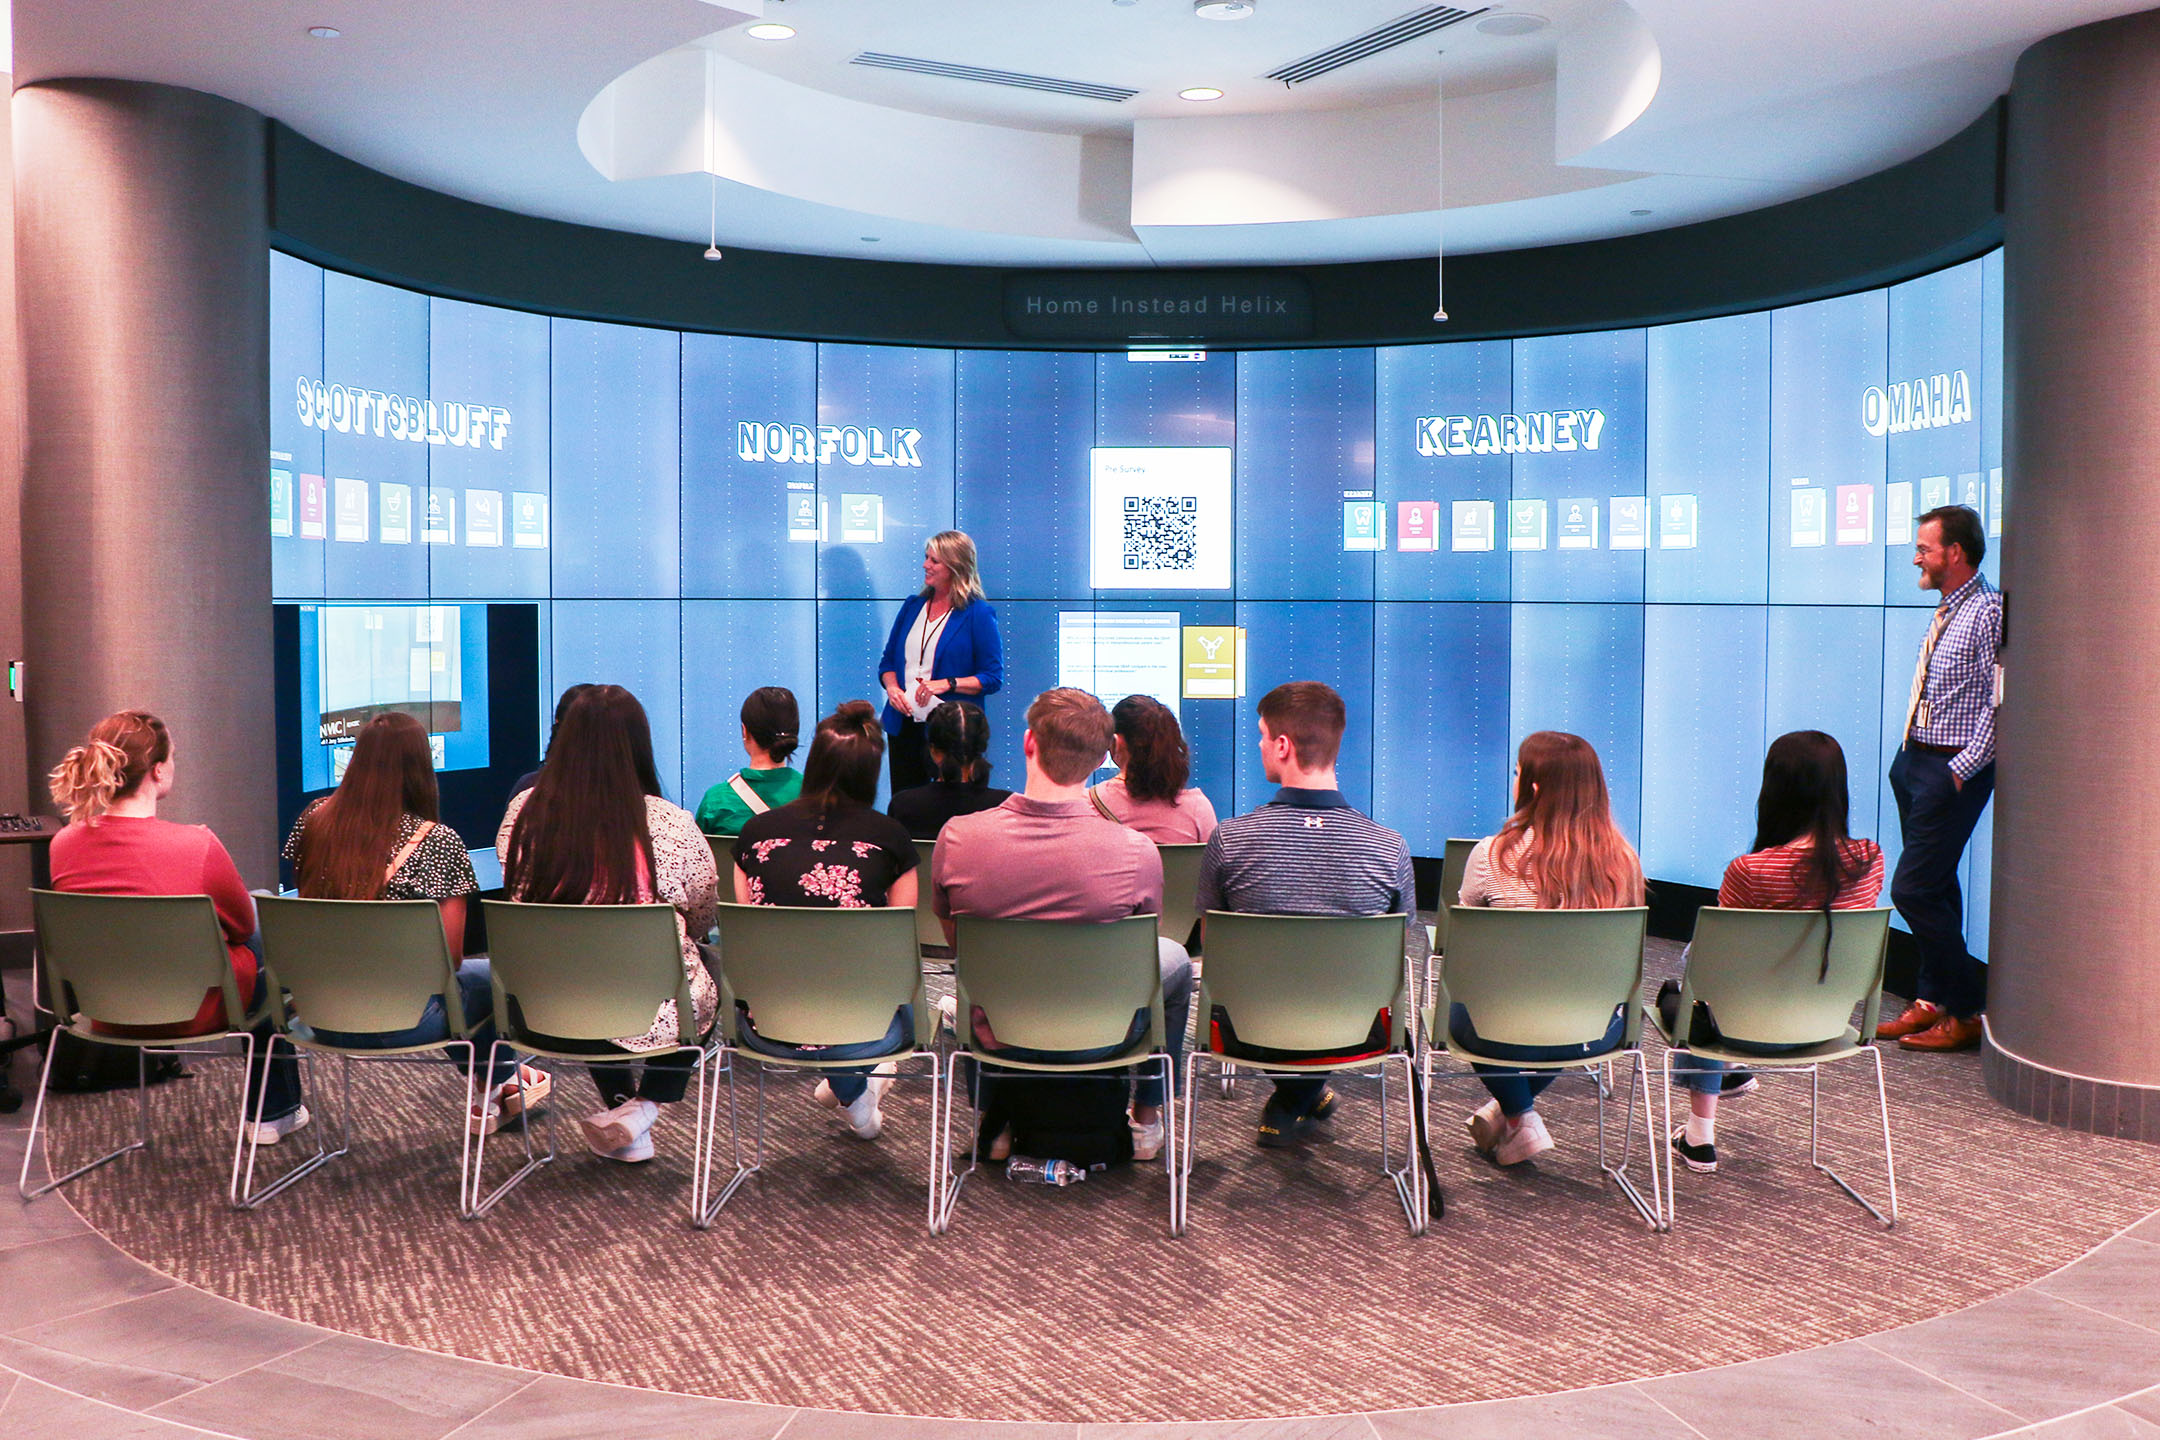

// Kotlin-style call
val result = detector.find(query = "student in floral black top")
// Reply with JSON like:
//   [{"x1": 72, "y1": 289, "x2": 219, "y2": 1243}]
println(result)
[{"x1": 733, "y1": 699, "x2": 919, "y2": 1140}]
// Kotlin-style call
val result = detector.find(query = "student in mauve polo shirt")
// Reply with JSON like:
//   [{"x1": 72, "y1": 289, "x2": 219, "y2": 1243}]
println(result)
[
  {"x1": 933, "y1": 688, "x2": 1193, "y2": 1163},
  {"x1": 46, "y1": 710, "x2": 307, "y2": 1142}
]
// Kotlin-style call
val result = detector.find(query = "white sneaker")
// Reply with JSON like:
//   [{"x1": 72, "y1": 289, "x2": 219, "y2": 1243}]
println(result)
[
  {"x1": 937, "y1": 995, "x2": 957, "y2": 1031},
  {"x1": 579, "y1": 1098, "x2": 658, "y2": 1153},
  {"x1": 1130, "y1": 1115, "x2": 1165, "y2": 1162},
  {"x1": 591, "y1": 1132, "x2": 655, "y2": 1163},
  {"x1": 815, "y1": 1061, "x2": 897, "y2": 1111},
  {"x1": 1465, "y1": 1099, "x2": 1505, "y2": 1154},
  {"x1": 1492, "y1": 1110, "x2": 1554, "y2": 1166},
  {"x1": 839, "y1": 1087, "x2": 883, "y2": 1140},
  {"x1": 247, "y1": 1105, "x2": 310, "y2": 1146}
]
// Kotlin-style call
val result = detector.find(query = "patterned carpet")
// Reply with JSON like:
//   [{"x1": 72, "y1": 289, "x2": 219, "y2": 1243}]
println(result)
[{"x1": 32, "y1": 940, "x2": 2160, "y2": 1424}]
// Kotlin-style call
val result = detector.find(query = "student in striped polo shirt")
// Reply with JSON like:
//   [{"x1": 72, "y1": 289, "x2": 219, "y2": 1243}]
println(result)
[{"x1": 1195, "y1": 682, "x2": 1428, "y2": 1149}]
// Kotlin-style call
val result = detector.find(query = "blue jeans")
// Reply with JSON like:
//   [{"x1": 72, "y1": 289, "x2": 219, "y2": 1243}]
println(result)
[
  {"x1": 240, "y1": 937, "x2": 304, "y2": 1123},
  {"x1": 1450, "y1": 1002, "x2": 1626, "y2": 1117},
  {"x1": 737, "y1": 1006, "x2": 913, "y2": 1105},
  {"x1": 306, "y1": 960, "x2": 518, "y2": 1088},
  {"x1": 972, "y1": 938, "x2": 1192, "y2": 1111}
]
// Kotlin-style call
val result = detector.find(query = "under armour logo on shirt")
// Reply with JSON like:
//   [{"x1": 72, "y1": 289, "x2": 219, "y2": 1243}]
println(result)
[{"x1": 1303, "y1": 815, "x2": 1325, "y2": 829}]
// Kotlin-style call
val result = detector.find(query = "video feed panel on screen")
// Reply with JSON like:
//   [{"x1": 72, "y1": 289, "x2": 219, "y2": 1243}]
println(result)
[{"x1": 304, "y1": 604, "x2": 490, "y2": 788}]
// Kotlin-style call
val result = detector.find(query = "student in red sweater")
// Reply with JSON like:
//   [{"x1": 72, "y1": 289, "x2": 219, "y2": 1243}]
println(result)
[{"x1": 46, "y1": 711, "x2": 307, "y2": 1143}]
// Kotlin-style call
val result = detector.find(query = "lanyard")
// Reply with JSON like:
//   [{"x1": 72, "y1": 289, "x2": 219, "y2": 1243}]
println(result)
[{"x1": 917, "y1": 602, "x2": 950, "y2": 670}]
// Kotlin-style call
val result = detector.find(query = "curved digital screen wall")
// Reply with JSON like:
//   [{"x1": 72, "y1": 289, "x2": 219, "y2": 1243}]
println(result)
[{"x1": 270, "y1": 249, "x2": 2003, "y2": 951}]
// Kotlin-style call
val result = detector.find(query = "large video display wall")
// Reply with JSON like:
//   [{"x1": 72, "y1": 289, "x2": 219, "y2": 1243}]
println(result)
[{"x1": 271, "y1": 250, "x2": 2003, "y2": 952}]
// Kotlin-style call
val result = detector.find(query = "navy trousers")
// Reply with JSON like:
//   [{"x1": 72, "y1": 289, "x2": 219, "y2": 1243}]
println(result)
[{"x1": 1888, "y1": 747, "x2": 1994, "y2": 1020}]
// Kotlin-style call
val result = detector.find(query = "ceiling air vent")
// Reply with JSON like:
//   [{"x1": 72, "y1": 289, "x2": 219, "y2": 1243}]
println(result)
[
  {"x1": 1263, "y1": 5, "x2": 1490, "y2": 85},
  {"x1": 850, "y1": 52, "x2": 1139, "y2": 103}
]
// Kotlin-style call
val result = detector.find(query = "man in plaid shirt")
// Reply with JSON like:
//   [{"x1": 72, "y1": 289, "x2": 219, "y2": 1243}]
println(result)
[{"x1": 1879, "y1": 505, "x2": 2002, "y2": 1053}]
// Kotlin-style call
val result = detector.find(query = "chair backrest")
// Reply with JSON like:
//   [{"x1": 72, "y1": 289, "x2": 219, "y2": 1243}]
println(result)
[
  {"x1": 952, "y1": 914, "x2": 1163, "y2": 1054},
  {"x1": 1441, "y1": 905, "x2": 1649, "y2": 1049},
  {"x1": 714, "y1": 902, "x2": 925, "y2": 1048},
  {"x1": 912, "y1": 838, "x2": 945, "y2": 951},
  {"x1": 1681, "y1": 907, "x2": 1892, "y2": 1047},
  {"x1": 1434, "y1": 838, "x2": 1478, "y2": 951},
  {"x1": 1156, "y1": 843, "x2": 1206, "y2": 944},
  {"x1": 479, "y1": 899, "x2": 693, "y2": 1045},
  {"x1": 1200, "y1": 911, "x2": 1409, "y2": 1053},
  {"x1": 32, "y1": 889, "x2": 245, "y2": 1031},
  {"x1": 706, "y1": 834, "x2": 731, "y2": 882},
  {"x1": 257, "y1": 895, "x2": 461, "y2": 1038}
]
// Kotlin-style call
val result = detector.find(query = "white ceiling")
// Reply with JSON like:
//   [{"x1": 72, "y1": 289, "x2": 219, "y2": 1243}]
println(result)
[{"x1": 11, "y1": 0, "x2": 2146, "y2": 269}]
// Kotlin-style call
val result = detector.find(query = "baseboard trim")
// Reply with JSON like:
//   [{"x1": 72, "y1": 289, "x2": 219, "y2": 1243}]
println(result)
[{"x1": 1983, "y1": 1020, "x2": 2160, "y2": 1143}]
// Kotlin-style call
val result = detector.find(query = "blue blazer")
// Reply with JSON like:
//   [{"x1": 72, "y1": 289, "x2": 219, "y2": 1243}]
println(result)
[{"x1": 878, "y1": 594, "x2": 1003, "y2": 735}]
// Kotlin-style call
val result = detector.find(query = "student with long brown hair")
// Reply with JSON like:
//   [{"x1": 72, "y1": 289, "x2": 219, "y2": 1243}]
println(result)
[
  {"x1": 1455, "y1": 730, "x2": 1645, "y2": 1166},
  {"x1": 48, "y1": 711, "x2": 307, "y2": 1144},
  {"x1": 283, "y1": 711, "x2": 546, "y2": 1132},
  {"x1": 1089, "y1": 694, "x2": 1217, "y2": 844},
  {"x1": 497, "y1": 686, "x2": 719, "y2": 1163}
]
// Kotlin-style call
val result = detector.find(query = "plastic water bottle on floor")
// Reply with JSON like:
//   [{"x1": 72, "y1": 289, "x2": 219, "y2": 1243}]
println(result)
[{"x1": 1006, "y1": 1155, "x2": 1086, "y2": 1186}]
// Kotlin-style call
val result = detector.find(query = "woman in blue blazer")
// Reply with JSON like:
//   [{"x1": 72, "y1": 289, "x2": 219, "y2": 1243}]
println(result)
[{"x1": 878, "y1": 530, "x2": 1003, "y2": 793}]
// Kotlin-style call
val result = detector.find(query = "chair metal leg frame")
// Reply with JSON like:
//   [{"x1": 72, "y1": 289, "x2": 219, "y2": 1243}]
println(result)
[
  {"x1": 1420, "y1": 1048, "x2": 1663, "y2": 1232},
  {"x1": 19, "y1": 1039, "x2": 151, "y2": 1200},
  {"x1": 1811, "y1": 1047, "x2": 1899, "y2": 1229},
  {"x1": 939, "y1": 1053, "x2": 1176, "y2": 1238},
  {"x1": 234, "y1": 1042, "x2": 342, "y2": 1210},
  {"x1": 467, "y1": 1039, "x2": 559, "y2": 1219}
]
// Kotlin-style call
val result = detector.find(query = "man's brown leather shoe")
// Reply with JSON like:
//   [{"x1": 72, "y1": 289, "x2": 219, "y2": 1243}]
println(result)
[
  {"x1": 1899, "y1": 1013, "x2": 1983, "y2": 1052},
  {"x1": 1875, "y1": 1000, "x2": 1942, "y2": 1041}
]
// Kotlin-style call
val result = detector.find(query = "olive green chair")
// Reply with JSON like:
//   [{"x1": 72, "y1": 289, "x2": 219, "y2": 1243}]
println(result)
[
  {"x1": 1655, "y1": 906, "x2": 1896, "y2": 1230},
  {"x1": 912, "y1": 839, "x2": 952, "y2": 964},
  {"x1": 710, "y1": 903, "x2": 942, "y2": 1232},
  {"x1": 1426, "y1": 905, "x2": 1661, "y2": 1230},
  {"x1": 1424, "y1": 838, "x2": 1480, "y2": 1010},
  {"x1": 474, "y1": 900, "x2": 716, "y2": 1223},
  {"x1": 22, "y1": 890, "x2": 318, "y2": 1209},
  {"x1": 1183, "y1": 912, "x2": 1423, "y2": 1235},
  {"x1": 1157, "y1": 843, "x2": 1206, "y2": 953},
  {"x1": 941, "y1": 914, "x2": 1173, "y2": 1236},
  {"x1": 258, "y1": 895, "x2": 486, "y2": 1215}
]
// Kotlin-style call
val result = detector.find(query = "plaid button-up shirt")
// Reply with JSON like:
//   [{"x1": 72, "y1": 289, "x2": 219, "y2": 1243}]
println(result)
[{"x1": 1911, "y1": 572, "x2": 2003, "y2": 781}]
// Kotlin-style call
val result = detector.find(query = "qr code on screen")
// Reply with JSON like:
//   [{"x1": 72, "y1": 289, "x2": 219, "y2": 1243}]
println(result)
[{"x1": 1122, "y1": 495, "x2": 1200, "y2": 571}]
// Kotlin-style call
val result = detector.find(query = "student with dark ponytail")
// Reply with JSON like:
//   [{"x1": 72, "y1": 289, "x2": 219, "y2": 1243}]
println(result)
[
  {"x1": 886, "y1": 699, "x2": 1011, "y2": 839},
  {"x1": 695, "y1": 687, "x2": 804, "y2": 838},
  {"x1": 47, "y1": 710, "x2": 308, "y2": 1145}
]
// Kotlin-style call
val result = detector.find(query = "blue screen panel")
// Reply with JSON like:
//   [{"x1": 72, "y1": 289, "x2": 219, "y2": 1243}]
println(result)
[
  {"x1": 428, "y1": 297, "x2": 551, "y2": 600},
  {"x1": 1965, "y1": 807, "x2": 1994, "y2": 963},
  {"x1": 1875, "y1": 605, "x2": 1936, "y2": 929},
  {"x1": 1233, "y1": 603, "x2": 1375, "y2": 816},
  {"x1": 1091, "y1": 599, "x2": 1239, "y2": 814},
  {"x1": 1979, "y1": 250, "x2": 2005, "y2": 589},
  {"x1": 1375, "y1": 338, "x2": 1514, "y2": 603},
  {"x1": 1765, "y1": 605, "x2": 1887, "y2": 849},
  {"x1": 1508, "y1": 603, "x2": 1645, "y2": 844},
  {"x1": 680, "y1": 601, "x2": 819, "y2": 812},
  {"x1": 1770, "y1": 291, "x2": 1888, "y2": 606},
  {"x1": 296, "y1": 603, "x2": 491, "y2": 792},
  {"x1": 1647, "y1": 313, "x2": 1771, "y2": 604},
  {"x1": 321, "y1": 272, "x2": 430, "y2": 601},
  {"x1": 681, "y1": 334, "x2": 819, "y2": 599},
  {"x1": 1372, "y1": 603, "x2": 1511, "y2": 855},
  {"x1": 1095, "y1": 350, "x2": 1235, "y2": 449},
  {"x1": 978, "y1": 600, "x2": 1061, "y2": 792},
  {"x1": 1885, "y1": 259, "x2": 1985, "y2": 607},
  {"x1": 550, "y1": 320, "x2": 680, "y2": 600},
  {"x1": 956, "y1": 351, "x2": 1095, "y2": 604},
  {"x1": 1640, "y1": 605, "x2": 1767, "y2": 888},
  {"x1": 1235, "y1": 348, "x2": 1377, "y2": 601},
  {"x1": 270, "y1": 254, "x2": 326, "y2": 600},
  {"x1": 816, "y1": 345, "x2": 955, "y2": 601},
  {"x1": 552, "y1": 600, "x2": 682, "y2": 804},
  {"x1": 816, "y1": 599, "x2": 903, "y2": 809},
  {"x1": 1510, "y1": 329, "x2": 1648, "y2": 604}
]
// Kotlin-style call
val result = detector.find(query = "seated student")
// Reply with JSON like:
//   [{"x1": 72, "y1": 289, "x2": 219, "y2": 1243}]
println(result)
[
  {"x1": 1196, "y1": 682, "x2": 1426, "y2": 1149},
  {"x1": 1665, "y1": 730, "x2": 1885, "y2": 1175},
  {"x1": 1455, "y1": 730, "x2": 1645, "y2": 1166},
  {"x1": 695, "y1": 687, "x2": 803, "y2": 838},
  {"x1": 732, "y1": 700, "x2": 920, "y2": 1139},
  {"x1": 510, "y1": 683, "x2": 595, "y2": 800},
  {"x1": 283, "y1": 711, "x2": 545, "y2": 1134},
  {"x1": 47, "y1": 711, "x2": 307, "y2": 1144},
  {"x1": 934, "y1": 688, "x2": 1192, "y2": 1163},
  {"x1": 497, "y1": 686, "x2": 720, "y2": 1163},
  {"x1": 887, "y1": 701, "x2": 1010, "y2": 840},
  {"x1": 1089, "y1": 695, "x2": 1218, "y2": 845}
]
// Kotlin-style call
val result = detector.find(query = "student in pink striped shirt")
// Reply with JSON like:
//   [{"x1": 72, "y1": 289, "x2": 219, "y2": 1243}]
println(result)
[{"x1": 1666, "y1": 731, "x2": 1884, "y2": 1175}]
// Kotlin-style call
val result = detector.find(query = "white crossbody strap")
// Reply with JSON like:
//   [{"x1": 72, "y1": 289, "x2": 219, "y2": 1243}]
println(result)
[{"x1": 728, "y1": 773, "x2": 771, "y2": 815}]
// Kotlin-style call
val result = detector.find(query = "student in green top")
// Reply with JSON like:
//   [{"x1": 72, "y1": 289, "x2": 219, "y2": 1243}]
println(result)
[{"x1": 695, "y1": 687, "x2": 803, "y2": 836}]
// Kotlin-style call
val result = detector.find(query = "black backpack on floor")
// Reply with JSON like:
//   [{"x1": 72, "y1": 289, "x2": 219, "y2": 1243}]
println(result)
[{"x1": 41, "y1": 1031, "x2": 188, "y2": 1093}]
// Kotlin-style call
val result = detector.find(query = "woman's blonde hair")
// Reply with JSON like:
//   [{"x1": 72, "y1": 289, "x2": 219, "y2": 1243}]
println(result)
[
  {"x1": 49, "y1": 711, "x2": 171, "y2": 826},
  {"x1": 923, "y1": 530, "x2": 984, "y2": 607},
  {"x1": 1493, "y1": 731, "x2": 1644, "y2": 909}
]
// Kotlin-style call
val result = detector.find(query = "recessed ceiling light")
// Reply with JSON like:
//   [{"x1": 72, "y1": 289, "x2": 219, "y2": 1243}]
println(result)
[
  {"x1": 745, "y1": 22, "x2": 797, "y2": 40},
  {"x1": 1630, "y1": 208, "x2": 1653, "y2": 216},
  {"x1": 1476, "y1": 13, "x2": 1549, "y2": 35},
  {"x1": 1194, "y1": 0, "x2": 1255, "y2": 19},
  {"x1": 861, "y1": 236, "x2": 881, "y2": 243},
  {"x1": 1179, "y1": 87, "x2": 1225, "y2": 102},
  {"x1": 307, "y1": 26, "x2": 342, "y2": 39}
]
